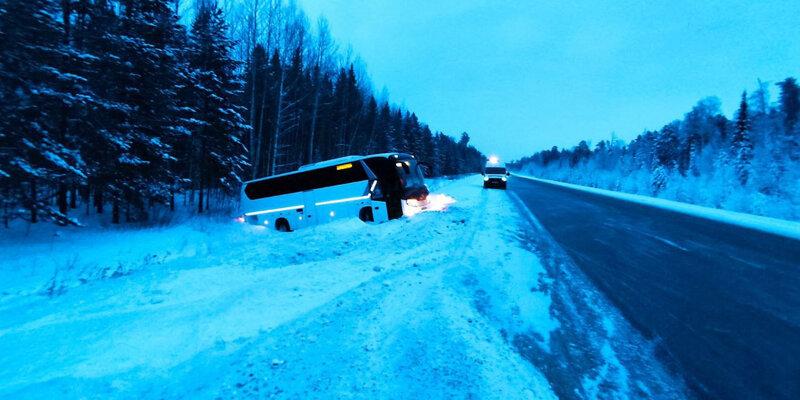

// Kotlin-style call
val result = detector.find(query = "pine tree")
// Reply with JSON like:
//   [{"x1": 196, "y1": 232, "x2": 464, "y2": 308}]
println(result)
[
  {"x1": 777, "y1": 78, "x2": 799, "y2": 132},
  {"x1": 375, "y1": 102, "x2": 393, "y2": 153},
  {"x1": 732, "y1": 92, "x2": 754, "y2": 186},
  {"x1": 71, "y1": 0, "x2": 129, "y2": 217},
  {"x1": 187, "y1": 1, "x2": 249, "y2": 212},
  {"x1": 655, "y1": 123, "x2": 680, "y2": 169},
  {"x1": 362, "y1": 96, "x2": 379, "y2": 154},
  {"x1": 777, "y1": 78, "x2": 800, "y2": 160},
  {"x1": 242, "y1": 43, "x2": 268, "y2": 177},
  {"x1": 106, "y1": 0, "x2": 189, "y2": 222},
  {"x1": 0, "y1": 0, "x2": 88, "y2": 225}
]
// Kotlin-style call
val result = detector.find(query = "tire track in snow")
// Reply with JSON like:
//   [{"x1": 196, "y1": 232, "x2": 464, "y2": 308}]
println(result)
[{"x1": 198, "y1": 179, "x2": 558, "y2": 399}]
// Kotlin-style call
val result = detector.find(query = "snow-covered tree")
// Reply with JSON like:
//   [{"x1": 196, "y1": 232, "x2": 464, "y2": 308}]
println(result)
[
  {"x1": 0, "y1": 0, "x2": 88, "y2": 225},
  {"x1": 187, "y1": 1, "x2": 249, "y2": 212},
  {"x1": 732, "y1": 92, "x2": 754, "y2": 186}
]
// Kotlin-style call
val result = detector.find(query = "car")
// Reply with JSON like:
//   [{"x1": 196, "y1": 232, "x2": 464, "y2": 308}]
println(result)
[{"x1": 482, "y1": 164, "x2": 509, "y2": 189}]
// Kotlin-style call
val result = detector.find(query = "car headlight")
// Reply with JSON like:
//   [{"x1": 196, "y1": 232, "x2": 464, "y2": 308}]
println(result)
[{"x1": 484, "y1": 177, "x2": 489, "y2": 181}]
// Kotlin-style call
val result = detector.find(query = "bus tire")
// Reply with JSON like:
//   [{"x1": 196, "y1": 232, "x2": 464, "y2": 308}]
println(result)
[
  {"x1": 359, "y1": 207, "x2": 374, "y2": 223},
  {"x1": 276, "y1": 218, "x2": 290, "y2": 232}
]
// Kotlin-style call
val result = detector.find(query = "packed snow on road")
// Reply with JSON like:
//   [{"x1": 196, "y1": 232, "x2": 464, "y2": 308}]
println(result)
[{"x1": 0, "y1": 177, "x2": 689, "y2": 399}]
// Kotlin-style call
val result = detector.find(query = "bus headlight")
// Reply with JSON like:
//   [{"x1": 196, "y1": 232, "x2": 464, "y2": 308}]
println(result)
[
  {"x1": 501, "y1": 177, "x2": 506, "y2": 181},
  {"x1": 484, "y1": 177, "x2": 489, "y2": 181}
]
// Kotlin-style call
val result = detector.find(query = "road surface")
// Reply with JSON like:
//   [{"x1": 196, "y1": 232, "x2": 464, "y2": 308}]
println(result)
[{"x1": 510, "y1": 176, "x2": 800, "y2": 400}]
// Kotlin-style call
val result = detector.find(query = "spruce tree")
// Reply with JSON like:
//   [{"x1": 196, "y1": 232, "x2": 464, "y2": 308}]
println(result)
[
  {"x1": 109, "y1": 0, "x2": 187, "y2": 222},
  {"x1": 732, "y1": 92, "x2": 754, "y2": 186},
  {"x1": 187, "y1": 1, "x2": 249, "y2": 212},
  {"x1": 777, "y1": 78, "x2": 799, "y2": 132},
  {"x1": 0, "y1": 0, "x2": 88, "y2": 224}
]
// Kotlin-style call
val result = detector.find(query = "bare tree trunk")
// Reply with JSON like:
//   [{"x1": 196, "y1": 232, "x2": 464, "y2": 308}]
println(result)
[
  {"x1": 252, "y1": 0, "x2": 281, "y2": 178},
  {"x1": 308, "y1": 71, "x2": 320, "y2": 164},
  {"x1": 84, "y1": 185, "x2": 90, "y2": 217},
  {"x1": 347, "y1": 113, "x2": 364, "y2": 154},
  {"x1": 70, "y1": 186, "x2": 77, "y2": 209},
  {"x1": 95, "y1": 187, "x2": 103, "y2": 214},
  {"x1": 112, "y1": 198, "x2": 119, "y2": 224},
  {"x1": 198, "y1": 140, "x2": 205, "y2": 214},
  {"x1": 270, "y1": 68, "x2": 286, "y2": 175},
  {"x1": 30, "y1": 179, "x2": 37, "y2": 223},
  {"x1": 365, "y1": 112, "x2": 378, "y2": 154},
  {"x1": 248, "y1": 0, "x2": 259, "y2": 167},
  {"x1": 254, "y1": 77, "x2": 269, "y2": 178},
  {"x1": 57, "y1": 184, "x2": 68, "y2": 216},
  {"x1": 206, "y1": 174, "x2": 211, "y2": 211}
]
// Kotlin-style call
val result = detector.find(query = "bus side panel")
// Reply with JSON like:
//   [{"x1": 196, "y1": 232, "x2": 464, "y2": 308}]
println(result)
[
  {"x1": 301, "y1": 191, "x2": 317, "y2": 227},
  {"x1": 312, "y1": 180, "x2": 370, "y2": 224},
  {"x1": 241, "y1": 191, "x2": 306, "y2": 227},
  {"x1": 243, "y1": 179, "x2": 389, "y2": 229},
  {"x1": 371, "y1": 201, "x2": 389, "y2": 223}
]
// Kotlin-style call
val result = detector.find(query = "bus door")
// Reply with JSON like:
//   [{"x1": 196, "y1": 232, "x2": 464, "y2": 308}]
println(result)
[{"x1": 299, "y1": 190, "x2": 318, "y2": 228}]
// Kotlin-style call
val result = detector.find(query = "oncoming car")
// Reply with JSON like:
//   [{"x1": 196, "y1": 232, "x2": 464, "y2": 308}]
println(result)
[{"x1": 482, "y1": 165, "x2": 509, "y2": 189}]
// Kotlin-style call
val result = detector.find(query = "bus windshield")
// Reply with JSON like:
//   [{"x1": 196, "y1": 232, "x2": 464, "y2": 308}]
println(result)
[
  {"x1": 396, "y1": 160, "x2": 425, "y2": 189},
  {"x1": 485, "y1": 167, "x2": 506, "y2": 174}
]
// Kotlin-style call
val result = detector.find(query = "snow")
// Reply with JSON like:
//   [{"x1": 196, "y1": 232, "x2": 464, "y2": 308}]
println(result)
[
  {"x1": 0, "y1": 177, "x2": 563, "y2": 398},
  {"x1": 0, "y1": 176, "x2": 688, "y2": 398},
  {"x1": 514, "y1": 173, "x2": 800, "y2": 241}
]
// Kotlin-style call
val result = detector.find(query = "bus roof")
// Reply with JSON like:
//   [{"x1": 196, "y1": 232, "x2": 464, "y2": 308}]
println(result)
[
  {"x1": 296, "y1": 153, "x2": 415, "y2": 171},
  {"x1": 297, "y1": 155, "x2": 366, "y2": 172},
  {"x1": 243, "y1": 153, "x2": 415, "y2": 184}
]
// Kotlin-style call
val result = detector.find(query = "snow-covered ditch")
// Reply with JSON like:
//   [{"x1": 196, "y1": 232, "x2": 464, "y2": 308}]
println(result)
[
  {"x1": 0, "y1": 176, "x2": 687, "y2": 399},
  {"x1": 0, "y1": 177, "x2": 562, "y2": 399}
]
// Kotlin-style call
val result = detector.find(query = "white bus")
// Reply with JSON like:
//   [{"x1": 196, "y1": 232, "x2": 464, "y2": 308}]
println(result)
[{"x1": 240, "y1": 153, "x2": 430, "y2": 231}]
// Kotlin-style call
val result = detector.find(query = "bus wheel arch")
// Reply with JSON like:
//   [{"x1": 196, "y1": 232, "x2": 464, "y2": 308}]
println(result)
[
  {"x1": 275, "y1": 218, "x2": 291, "y2": 232},
  {"x1": 359, "y1": 207, "x2": 374, "y2": 223}
]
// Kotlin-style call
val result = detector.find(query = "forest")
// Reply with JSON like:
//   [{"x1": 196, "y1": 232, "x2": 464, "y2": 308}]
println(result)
[
  {"x1": 0, "y1": 0, "x2": 485, "y2": 226},
  {"x1": 511, "y1": 78, "x2": 800, "y2": 221}
]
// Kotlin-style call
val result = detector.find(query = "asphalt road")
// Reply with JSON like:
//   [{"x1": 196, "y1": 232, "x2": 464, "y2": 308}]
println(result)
[{"x1": 509, "y1": 176, "x2": 800, "y2": 400}]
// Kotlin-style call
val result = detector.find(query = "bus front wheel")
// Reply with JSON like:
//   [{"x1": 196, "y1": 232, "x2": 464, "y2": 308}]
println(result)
[{"x1": 359, "y1": 207, "x2": 374, "y2": 223}]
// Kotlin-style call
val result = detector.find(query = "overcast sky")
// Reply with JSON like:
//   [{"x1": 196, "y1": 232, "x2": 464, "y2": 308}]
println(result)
[{"x1": 297, "y1": 0, "x2": 800, "y2": 161}]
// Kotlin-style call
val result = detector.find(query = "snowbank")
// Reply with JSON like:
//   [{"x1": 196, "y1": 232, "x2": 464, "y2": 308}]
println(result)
[
  {"x1": 0, "y1": 176, "x2": 562, "y2": 399},
  {"x1": 514, "y1": 173, "x2": 800, "y2": 241}
]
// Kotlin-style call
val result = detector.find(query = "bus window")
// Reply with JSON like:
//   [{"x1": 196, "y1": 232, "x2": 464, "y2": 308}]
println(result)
[{"x1": 396, "y1": 160, "x2": 424, "y2": 189}]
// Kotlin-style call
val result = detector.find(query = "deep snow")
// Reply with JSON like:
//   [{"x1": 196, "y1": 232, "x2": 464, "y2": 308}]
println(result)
[{"x1": 0, "y1": 176, "x2": 687, "y2": 399}]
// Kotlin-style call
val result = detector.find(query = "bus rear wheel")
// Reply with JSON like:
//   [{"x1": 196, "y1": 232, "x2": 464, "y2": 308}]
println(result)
[
  {"x1": 359, "y1": 207, "x2": 374, "y2": 223},
  {"x1": 276, "y1": 218, "x2": 290, "y2": 232}
]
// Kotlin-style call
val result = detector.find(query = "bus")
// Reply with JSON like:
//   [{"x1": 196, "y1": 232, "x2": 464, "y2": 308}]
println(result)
[{"x1": 240, "y1": 153, "x2": 430, "y2": 231}]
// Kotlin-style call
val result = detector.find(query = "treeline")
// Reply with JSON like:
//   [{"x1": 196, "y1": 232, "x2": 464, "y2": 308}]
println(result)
[
  {"x1": 510, "y1": 78, "x2": 800, "y2": 221},
  {"x1": 0, "y1": 0, "x2": 484, "y2": 226}
]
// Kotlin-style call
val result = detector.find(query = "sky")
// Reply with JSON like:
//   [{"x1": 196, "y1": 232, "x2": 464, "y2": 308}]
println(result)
[{"x1": 297, "y1": 0, "x2": 800, "y2": 161}]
